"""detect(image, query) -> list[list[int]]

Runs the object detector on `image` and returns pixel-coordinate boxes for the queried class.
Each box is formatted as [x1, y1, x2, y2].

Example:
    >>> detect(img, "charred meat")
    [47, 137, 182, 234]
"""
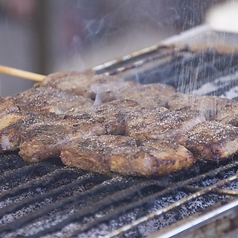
[1, 70, 238, 177]
[61, 135, 194, 176]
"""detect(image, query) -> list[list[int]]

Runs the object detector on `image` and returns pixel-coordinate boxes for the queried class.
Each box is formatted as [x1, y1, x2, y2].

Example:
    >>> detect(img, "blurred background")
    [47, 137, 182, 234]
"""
[0, 0, 228, 96]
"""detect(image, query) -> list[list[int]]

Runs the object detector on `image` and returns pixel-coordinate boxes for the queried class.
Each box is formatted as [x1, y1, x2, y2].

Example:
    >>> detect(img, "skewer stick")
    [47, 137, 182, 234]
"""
[0, 65, 46, 82]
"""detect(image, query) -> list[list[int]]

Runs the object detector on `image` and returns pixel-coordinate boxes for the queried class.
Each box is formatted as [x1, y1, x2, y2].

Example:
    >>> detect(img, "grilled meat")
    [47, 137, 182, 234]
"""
[168, 93, 238, 125]
[117, 82, 175, 108]
[2, 68, 238, 176]
[0, 86, 93, 152]
[179, 121, 238, 161]
[41, 71, 175, 107]
[0, 113, 64, 152]
[0, 97, 19, 117]
[41, 70, 113, 99]
[7, 86, 93, 115]
[2, 99, 136, 158]
[18, 99, 137, 162]
[61, 135, 194, 176]
[19, 116, 107, 162]
[125, 106, 205, 141]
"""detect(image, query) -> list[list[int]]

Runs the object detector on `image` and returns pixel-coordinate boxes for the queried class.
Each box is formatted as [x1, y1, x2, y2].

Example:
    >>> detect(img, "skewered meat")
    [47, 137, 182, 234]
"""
[179, 121, 238, 161]
[18, 98, 202, 175]
[61, 135, 194, 176]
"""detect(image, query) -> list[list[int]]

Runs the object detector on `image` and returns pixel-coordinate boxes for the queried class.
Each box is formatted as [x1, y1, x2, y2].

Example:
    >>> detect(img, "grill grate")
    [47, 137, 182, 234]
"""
[0, 153, 238, 237]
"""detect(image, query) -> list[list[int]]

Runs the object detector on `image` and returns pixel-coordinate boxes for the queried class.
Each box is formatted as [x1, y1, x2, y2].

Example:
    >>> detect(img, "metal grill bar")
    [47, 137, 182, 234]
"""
[185, 185, 238, 196]
[104, 173, 238, 238]
[148, 199, 238, 238]
[0, 175, 141, 234]
[94, 45, 177, 75]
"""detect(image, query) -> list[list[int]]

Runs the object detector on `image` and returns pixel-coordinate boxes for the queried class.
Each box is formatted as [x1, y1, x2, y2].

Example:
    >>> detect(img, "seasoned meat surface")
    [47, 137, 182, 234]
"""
[41, 71, 175, 107]
[41, 70, 112, 99]
[125, 107, 205, 141]
[0, 113, 64, 152]
[117, 82, 175, 108]
[179, 121, 238, 161]
[8, 86, 93, 114]
[0, 97, 19, 118]
[61, 135, 194, 176]
[19, 116, 107, 162]
[168, 93, 238, 124]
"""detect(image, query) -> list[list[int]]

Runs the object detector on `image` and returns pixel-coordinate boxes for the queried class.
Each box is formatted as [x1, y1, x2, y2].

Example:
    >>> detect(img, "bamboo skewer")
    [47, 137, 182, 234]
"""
[0, 65, 46, 82]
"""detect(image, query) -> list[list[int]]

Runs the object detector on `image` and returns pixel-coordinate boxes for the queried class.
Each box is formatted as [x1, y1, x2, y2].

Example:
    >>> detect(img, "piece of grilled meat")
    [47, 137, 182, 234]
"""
[40, 70, 102, 98]
[6, 86, 93, 115]
[19, 116, 106, 162]
[0, 113, 65, 152]
[61, 135, 194, 176]
[0, 86, 93, 152]
[125, 106, 206, 141]
[168, 93, 238, 125]
[179, 121, 238, 161]
[40, 71, 176, 107]
[18, 99, 138, 162]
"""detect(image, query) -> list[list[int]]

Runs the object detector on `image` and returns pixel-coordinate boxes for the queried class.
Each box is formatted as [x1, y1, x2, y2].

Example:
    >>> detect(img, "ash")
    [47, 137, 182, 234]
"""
[3, 212, 70, 238]
[1, 184, 88, 237]
[0, 188, 46, 209]
[0, 198, 53, 227]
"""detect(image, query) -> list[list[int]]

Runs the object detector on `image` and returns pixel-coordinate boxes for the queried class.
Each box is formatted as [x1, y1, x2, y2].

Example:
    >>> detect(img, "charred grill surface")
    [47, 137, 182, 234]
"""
[0, 153, 237, 238]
